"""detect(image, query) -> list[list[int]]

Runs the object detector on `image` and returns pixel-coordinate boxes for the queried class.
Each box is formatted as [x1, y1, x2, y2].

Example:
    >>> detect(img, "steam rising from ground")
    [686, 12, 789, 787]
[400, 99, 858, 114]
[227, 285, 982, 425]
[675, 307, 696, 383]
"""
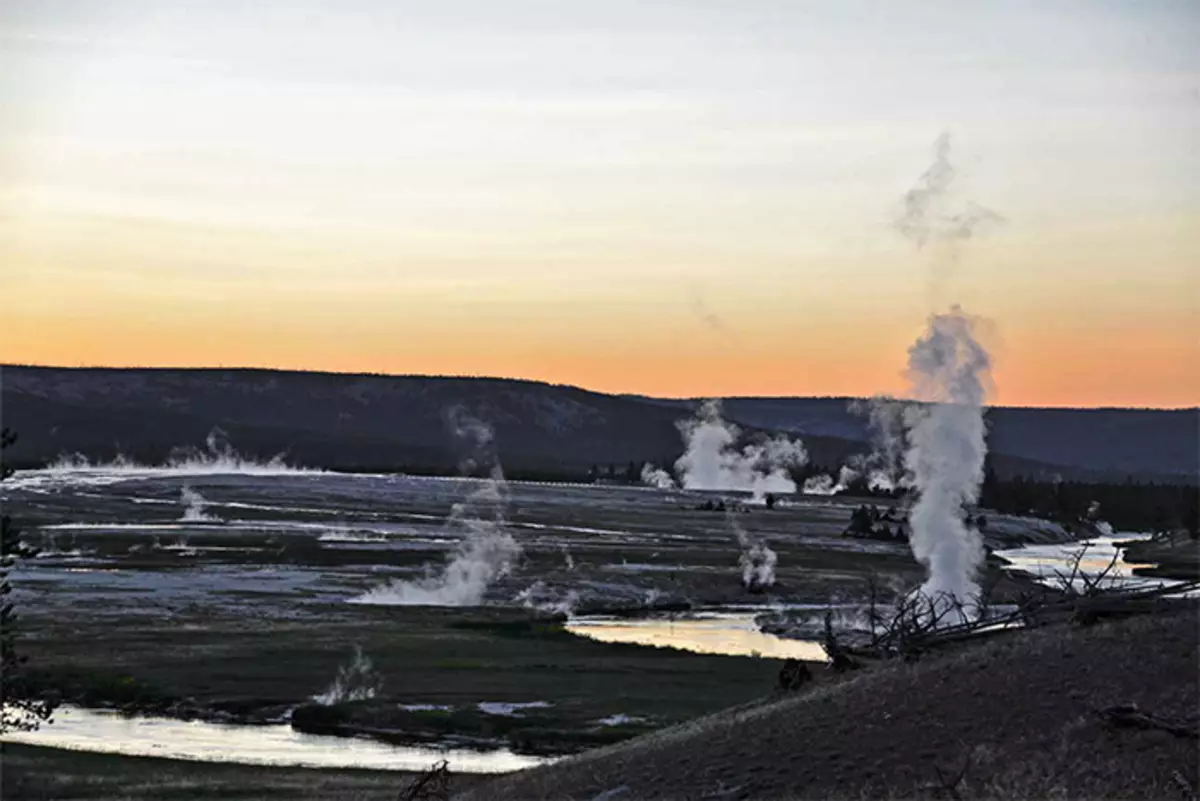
[312, 645, 383, 706]
[854, 396, 911, 492]
[802, 466, 859, 496]
[674, 400, 806, 500]
[893, 133, 999, 619]
[514, 581, 580, 617]
[640, 464, 677, 490]
[802, 396, 911, 496]
[903, 308, 992, 611]
[350, 411, 520, 607]
[178, 485, 218, 522]
[42, 428, 321, 480]
[730, 515, 777, 590]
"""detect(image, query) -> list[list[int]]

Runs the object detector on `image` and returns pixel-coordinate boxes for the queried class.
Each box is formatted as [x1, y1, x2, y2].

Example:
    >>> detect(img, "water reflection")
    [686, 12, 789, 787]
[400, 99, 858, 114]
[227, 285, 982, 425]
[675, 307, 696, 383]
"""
[567, 612, 827, 662]
[1, 706, 551, 773]
[995, 534, 1173, 593]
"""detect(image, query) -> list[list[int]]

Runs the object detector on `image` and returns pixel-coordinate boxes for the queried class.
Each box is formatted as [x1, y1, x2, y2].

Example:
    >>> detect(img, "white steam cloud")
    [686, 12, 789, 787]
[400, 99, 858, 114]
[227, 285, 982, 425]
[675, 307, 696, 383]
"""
[312, 645, 383, 706]
[903, 308, 992, 611]
[802, 465, 859, 496]
[514, 581, 580, 617]
[674, 400, 806, 500]
[45, 427, 321, 480]
[896, 132, 1003, 250]
[850, 396, 912, 492]
[350, 411, 521, 607]
[640, 463, 677, 490]
[730, 515, 777, 590]
[178, 485, 218, 522]
[893, 133, 999, 619]
[802, 396, 911, 497]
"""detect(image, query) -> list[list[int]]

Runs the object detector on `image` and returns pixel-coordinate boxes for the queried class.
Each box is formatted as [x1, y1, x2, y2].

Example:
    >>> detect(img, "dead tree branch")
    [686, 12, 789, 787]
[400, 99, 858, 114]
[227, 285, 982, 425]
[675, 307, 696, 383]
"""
[398, 759, 452, 801]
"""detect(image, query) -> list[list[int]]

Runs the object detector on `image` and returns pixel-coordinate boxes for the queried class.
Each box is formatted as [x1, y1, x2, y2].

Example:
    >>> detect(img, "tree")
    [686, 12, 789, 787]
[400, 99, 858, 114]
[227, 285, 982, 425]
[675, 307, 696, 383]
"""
[1, 428, 57, 733]
[1181, 490, 1199, 541]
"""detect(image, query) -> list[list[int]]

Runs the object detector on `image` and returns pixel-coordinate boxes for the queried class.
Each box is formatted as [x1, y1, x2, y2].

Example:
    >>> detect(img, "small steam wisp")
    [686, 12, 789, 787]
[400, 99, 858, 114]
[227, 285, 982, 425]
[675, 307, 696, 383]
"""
[674, 400, 807, 501]
[312, 645, 383, 706]
[514, 581, 580, 617]
[350, 410, 520, 607]
[730, 515, 777, 591]
[179, 485, 218, 522]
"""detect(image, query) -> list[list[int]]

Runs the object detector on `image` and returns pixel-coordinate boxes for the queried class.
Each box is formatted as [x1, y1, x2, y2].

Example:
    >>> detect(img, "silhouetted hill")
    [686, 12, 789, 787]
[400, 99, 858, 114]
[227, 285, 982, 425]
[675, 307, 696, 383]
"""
[0, 366, 851, 476]
[2, 366, 1193, 483]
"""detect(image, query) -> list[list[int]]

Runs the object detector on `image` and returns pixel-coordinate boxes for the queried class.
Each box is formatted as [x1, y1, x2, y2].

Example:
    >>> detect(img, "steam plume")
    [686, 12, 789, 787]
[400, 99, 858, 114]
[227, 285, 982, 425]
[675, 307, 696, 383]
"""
[514, 581, 580, 617]
[801, 465, 859, 496]
[892, 133, 1000, 618]
[896, 132, 1002, 248]
[640, 463, 677, 490]
[350, 411, 520, 607]
[730, 515, 777, 590]
[312, 645, 383, 706]
[674, 400, 806, 500]
[851, 396, 911, 491]
[179, 485, 218, 522]
[903, 307, 992, 611]
[46, 427, 320, 478]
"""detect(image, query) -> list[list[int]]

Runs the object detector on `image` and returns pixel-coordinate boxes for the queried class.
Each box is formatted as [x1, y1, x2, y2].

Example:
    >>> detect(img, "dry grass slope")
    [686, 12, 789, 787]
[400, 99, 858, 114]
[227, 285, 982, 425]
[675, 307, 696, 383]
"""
[460, 608, 1200, 801]
[0, 743, 487, 800]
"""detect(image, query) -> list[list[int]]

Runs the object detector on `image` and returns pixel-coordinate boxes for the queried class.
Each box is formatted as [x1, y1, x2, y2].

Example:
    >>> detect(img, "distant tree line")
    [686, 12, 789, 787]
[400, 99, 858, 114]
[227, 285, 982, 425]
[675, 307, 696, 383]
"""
[976, 467, 1199, 536]
[800, 460, 1197, 537]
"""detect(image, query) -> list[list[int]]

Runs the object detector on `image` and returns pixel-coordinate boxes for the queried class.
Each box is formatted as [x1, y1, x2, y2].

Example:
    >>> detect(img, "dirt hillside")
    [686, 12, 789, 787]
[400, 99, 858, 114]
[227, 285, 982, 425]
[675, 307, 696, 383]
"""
[459, 608, 1200, 801]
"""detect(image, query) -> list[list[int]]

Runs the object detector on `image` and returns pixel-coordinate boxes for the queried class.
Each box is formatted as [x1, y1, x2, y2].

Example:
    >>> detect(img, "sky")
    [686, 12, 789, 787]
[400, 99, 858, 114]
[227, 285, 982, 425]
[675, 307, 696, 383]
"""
[2, 0, 1198, 408]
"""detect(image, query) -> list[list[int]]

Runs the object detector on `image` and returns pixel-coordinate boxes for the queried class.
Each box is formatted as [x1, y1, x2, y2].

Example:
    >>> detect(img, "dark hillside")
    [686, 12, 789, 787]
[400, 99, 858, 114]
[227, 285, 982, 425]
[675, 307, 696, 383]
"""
[3, 366, 1191, 482]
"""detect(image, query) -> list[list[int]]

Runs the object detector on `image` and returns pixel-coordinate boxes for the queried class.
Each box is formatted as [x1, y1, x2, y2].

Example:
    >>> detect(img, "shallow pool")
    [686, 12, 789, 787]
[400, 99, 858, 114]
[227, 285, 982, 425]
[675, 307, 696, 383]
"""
[1, 706, 553, 773]
[566, 611, 828, 661]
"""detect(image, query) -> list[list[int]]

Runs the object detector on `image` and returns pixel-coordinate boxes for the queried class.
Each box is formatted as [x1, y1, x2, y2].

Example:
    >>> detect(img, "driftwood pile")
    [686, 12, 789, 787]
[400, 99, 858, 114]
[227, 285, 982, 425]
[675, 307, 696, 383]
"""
[823, 546, 1200, 664]
[398, 760, 452, 801]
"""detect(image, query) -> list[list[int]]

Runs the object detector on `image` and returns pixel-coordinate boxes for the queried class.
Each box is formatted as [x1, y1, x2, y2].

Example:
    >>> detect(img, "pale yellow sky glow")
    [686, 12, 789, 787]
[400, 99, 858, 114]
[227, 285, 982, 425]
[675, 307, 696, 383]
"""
[2, 1, 1198, 407]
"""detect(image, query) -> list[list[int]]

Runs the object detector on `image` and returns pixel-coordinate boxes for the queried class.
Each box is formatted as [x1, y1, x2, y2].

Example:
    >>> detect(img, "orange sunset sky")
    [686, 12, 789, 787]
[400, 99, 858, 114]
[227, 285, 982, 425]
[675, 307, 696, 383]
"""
[2, 1, 1198, 408]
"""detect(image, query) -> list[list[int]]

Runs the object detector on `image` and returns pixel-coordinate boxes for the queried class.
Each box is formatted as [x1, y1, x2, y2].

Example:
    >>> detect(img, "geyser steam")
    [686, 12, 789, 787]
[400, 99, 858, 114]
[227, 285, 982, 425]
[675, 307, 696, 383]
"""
[893, 132, 999, 618]
[179, 485, 217, 522]
[45, 427, 320, 479]
[674, 400, 807, 500]
[350, 410, 520, 607]
[903, 308, 992, 610]
[311, 645, 383, 706]
[784, 396, 911, 497]
[730, 515, 777, 591]
[640, 463, 677, 490]
[801, 465, 859, 496]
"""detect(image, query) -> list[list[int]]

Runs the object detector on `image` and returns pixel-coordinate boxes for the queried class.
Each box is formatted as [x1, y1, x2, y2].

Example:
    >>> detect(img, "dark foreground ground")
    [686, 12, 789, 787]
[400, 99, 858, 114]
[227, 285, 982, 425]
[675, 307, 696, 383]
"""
[462, 608, 1200, 801]
[0, 743, 485, 800]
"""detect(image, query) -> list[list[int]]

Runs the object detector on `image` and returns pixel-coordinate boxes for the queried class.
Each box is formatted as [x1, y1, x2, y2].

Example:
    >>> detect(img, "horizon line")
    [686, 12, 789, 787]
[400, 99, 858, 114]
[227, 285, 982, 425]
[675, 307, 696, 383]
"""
[3, 362, 1197, 413]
